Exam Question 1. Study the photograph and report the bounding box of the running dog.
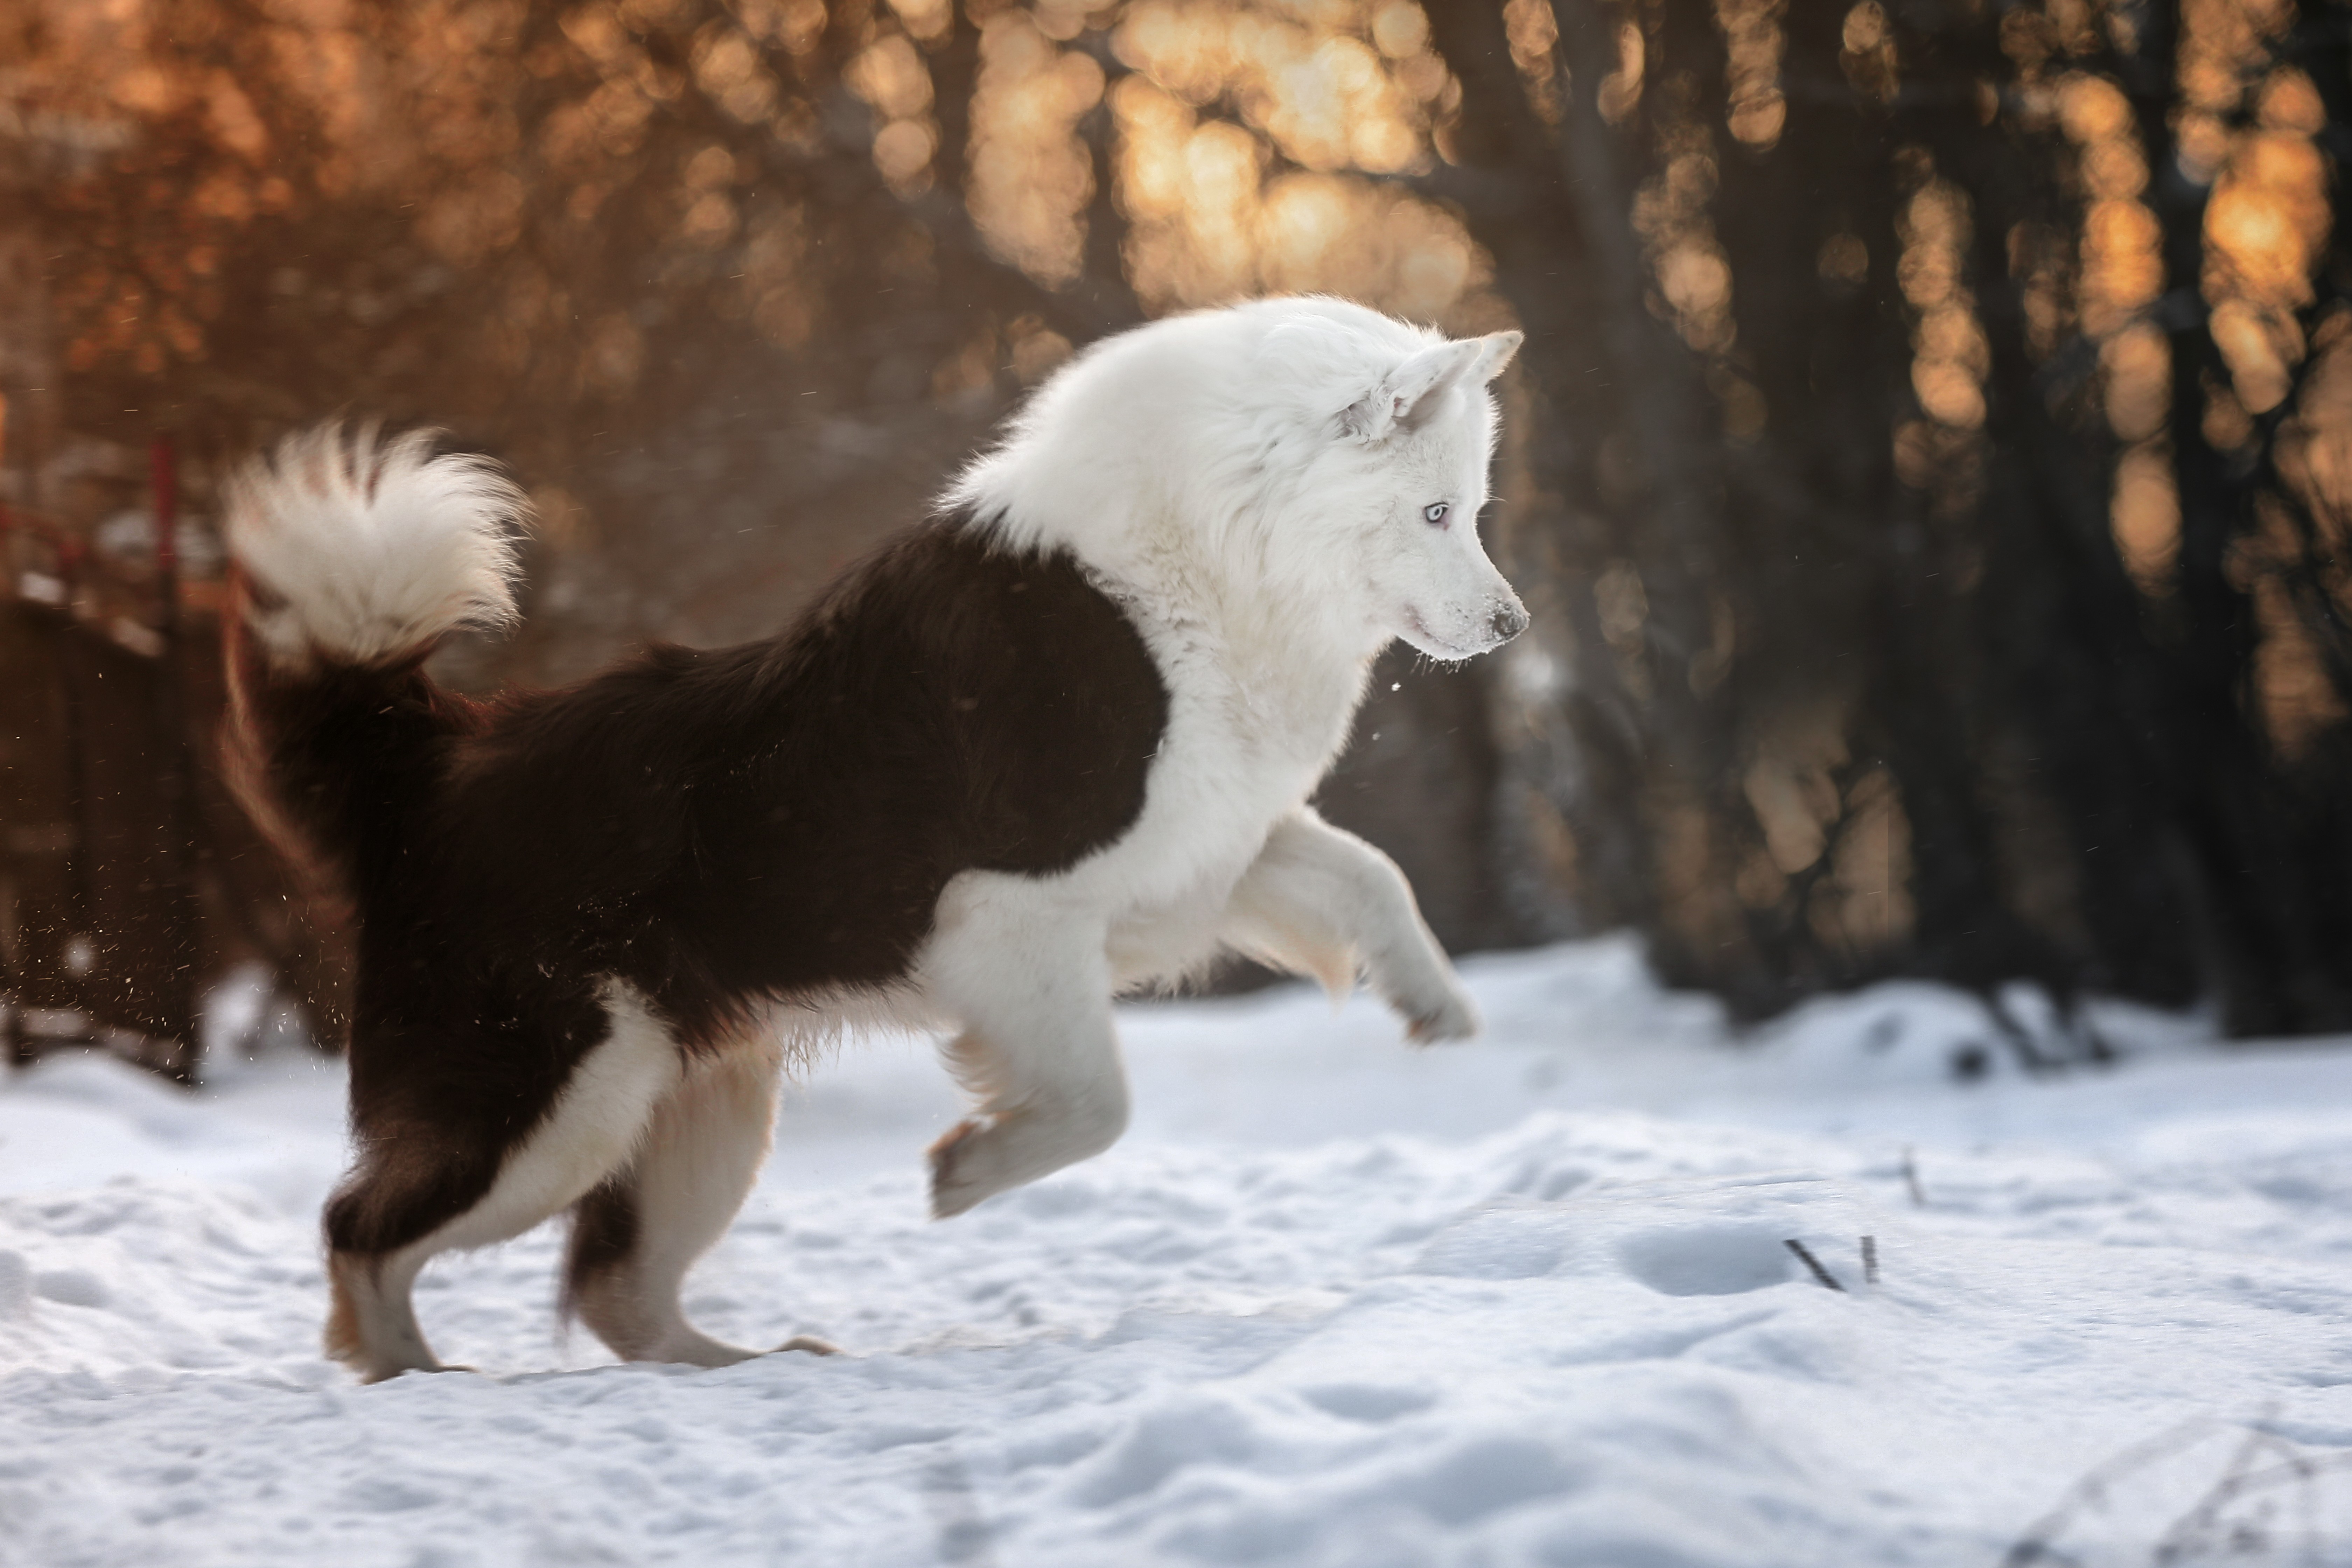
[223,296,1527,1380]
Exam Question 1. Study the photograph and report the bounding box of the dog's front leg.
[1223,807,1479,1042]
[920,875,1129,1218]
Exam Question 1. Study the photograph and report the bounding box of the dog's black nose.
[1490,602,1530,643]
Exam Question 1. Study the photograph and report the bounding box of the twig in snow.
[2001,1418,2233,1567]
[1985,988,2062,1075]
[1997,1408,2352,1568]
[1900,1146,1926,1207]
[2147,1407,2306,1566]
[1861,1235,1878,1286]
[1784,1239,1845,1292]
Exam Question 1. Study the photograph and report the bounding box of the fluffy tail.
[222,425,529,910]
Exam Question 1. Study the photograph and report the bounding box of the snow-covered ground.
[4,939,2351,1567]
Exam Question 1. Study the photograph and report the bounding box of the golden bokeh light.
[1897,173,1987,432]
[2110,441,2180,597]
[969,12,1102,282]
[1104,1,1476,318]
[885,0,953,44]
[2057,74,2164,342]
[2101,323,2170,442]
[848,29,939,193]
[1634,134,1735,356]
[1717,0,1787,149]
[1499,0,1562,124]
[1839,1,1897,104]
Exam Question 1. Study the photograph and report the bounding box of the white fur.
[227,424,527,670]
[917,298,1519,1215]
[334,982,680,1382]
[1224,808,1479,1039]
[923,879,1128,1218]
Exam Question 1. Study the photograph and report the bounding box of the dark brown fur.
[226,514,1171,1268]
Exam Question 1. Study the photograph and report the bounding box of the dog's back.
[352,514,1170,1045]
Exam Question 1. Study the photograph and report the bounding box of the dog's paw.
[1401,982,1480,1044]
[928,1097,1123,1218]
[774,1334,840,1357]
[928,1116,1001,1219]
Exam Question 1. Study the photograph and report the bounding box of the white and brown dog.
[223,296,1525,1381]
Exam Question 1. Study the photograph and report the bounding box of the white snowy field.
[3,940,2352,1568]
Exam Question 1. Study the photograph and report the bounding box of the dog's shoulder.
[803,512,1169,874]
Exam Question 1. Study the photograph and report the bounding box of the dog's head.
[950,298,1528,664]
[1252,305,1527,662]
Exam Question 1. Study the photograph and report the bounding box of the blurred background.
[1,0,2347,1079]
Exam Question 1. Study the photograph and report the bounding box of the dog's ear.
[1472,329,1524,383]
[1341,330,1522,442]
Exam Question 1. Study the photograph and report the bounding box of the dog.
[222,296,1527,1381]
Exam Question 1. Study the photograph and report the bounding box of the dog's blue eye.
[1423,502,1450,525]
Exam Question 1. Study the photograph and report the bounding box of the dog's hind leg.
[1222,807,1479,1042]
[562,1035,833,1365]
[324,983,680,1382]
[920,876,1127,1219]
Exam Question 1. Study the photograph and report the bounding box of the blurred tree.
[1408,0,2352,1037]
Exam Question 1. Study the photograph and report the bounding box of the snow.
[4,938,2352,1566]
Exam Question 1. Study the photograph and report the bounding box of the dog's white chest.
[1080,626,1371,954]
